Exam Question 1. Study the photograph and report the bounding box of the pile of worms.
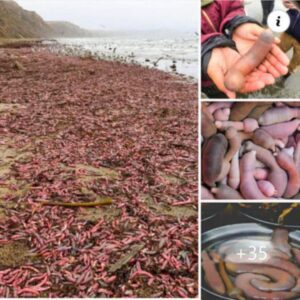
[202,228,300,300]
[0,46,197,297]
[202,102,300,199]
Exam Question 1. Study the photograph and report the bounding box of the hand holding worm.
[225,30,275,92]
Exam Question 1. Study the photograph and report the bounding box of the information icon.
[267,10,291,33]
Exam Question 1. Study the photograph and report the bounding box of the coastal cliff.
[0,0,54,38]
[0,0,100,38]
[48,21,101,38]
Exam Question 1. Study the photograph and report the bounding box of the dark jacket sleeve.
[201,0,262,83]
[201,35,237,80]
[286,9,300,41]
[223,15,262,38]
[201,32,222,44]
[219,0,247,31]
[219,0,261,36]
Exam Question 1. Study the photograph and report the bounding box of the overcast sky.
[15,0,198,32]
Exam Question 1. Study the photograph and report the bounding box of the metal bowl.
[201,223,300,300]
[238,204,300,230]
[201,203,227,223]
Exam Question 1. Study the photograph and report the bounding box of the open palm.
[208,47,274,98]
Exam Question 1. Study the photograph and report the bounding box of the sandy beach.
[0,44,197,297]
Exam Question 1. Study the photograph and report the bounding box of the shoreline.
[0,38,43,48]
[0,37,197,83]
[0,45,198,297]
[46,38,198,83]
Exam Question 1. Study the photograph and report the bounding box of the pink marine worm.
[243,142,288,198]
[261,119,300,140]
[213,108,230,121]
[202,133,228,187]
[276,150,300,198]
[224,30,275,92]
[201,251,225,295]
[257,180,277,197]
[228,151,240,189]
[239,151,268,199]
[215,118,258,132]
[235,273,297,299]
[259,106,300,125]
[211,184,243,199]
[217,127,241,182]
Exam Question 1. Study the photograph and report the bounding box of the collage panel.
[201,101,300,200]
[201,1,300,299]
[201,203,300,300]
[2,0,300,298]
[201,0,300,99]
[0,0,198,298]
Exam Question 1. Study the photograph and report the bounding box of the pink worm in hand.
[224,29,275,92]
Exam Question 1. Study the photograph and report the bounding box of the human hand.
[207,47,273,98]
[233,23,290,78]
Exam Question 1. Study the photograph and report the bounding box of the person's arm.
[220,0,246,29]
[201,0,259,79]
[220,0,261,38]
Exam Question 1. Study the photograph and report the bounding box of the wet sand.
[0,45,197,297]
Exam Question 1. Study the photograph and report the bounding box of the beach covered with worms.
[0,45,198,297]
[201,102,300,200]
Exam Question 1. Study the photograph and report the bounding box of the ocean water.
[47,31,198,80]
